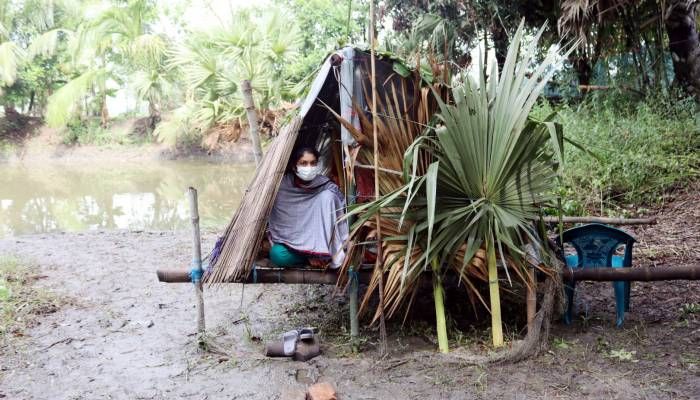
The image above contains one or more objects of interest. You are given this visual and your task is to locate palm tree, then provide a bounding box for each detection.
[153,8,301,147]
[0,0,72,112]
[46,0,166,127]
[345,22,574,351]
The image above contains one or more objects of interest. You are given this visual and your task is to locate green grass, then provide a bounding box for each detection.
[534,92,700,215]
[0,256,60,351]
[62,116,154,146]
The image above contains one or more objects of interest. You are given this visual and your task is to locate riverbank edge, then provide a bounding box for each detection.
[0,140,258,165]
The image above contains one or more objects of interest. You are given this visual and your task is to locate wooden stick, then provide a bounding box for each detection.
[526,267,536,334]
[578,84,645,96]
[241,80,263,165]
[563,265,700,281]
[542,216,656,225]
[188,187,205,334]
[369,0,388,356]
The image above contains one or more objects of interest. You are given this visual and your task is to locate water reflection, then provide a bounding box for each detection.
[0,161,255,237]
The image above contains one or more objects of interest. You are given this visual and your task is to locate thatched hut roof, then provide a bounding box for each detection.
[205,47,439,284]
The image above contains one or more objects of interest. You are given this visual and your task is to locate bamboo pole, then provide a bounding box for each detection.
[487,237,504,347]
[563,265,700,281]
[188,187,205,335]
[158,264,700,284]
[241,80,263,165]
[542,216,656,225]
[369,0,388,356]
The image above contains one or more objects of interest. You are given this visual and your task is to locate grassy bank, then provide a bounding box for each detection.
[0,256,60,352]
[536,92,700,215]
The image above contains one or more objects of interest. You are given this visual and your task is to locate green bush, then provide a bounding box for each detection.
[62,118,147,146]
[534,91,699,215]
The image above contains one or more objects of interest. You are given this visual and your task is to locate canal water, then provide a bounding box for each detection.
[0,161,256,237]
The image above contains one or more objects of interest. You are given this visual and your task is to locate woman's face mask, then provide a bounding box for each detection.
[295,165,320,181]
[295,151,320,181]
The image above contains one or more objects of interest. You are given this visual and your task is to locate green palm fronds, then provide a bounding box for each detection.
[0,40,25,87]
[27,28,73,59]
[46,68,105,127]
[344,22,575,350]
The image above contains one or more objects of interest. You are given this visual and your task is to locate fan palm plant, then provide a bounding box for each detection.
[154,8,301,147]
[345,22,574,351]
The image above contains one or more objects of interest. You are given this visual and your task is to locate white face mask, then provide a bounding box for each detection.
[295,165,320,181]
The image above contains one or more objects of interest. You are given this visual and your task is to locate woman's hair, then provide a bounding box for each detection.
[290,146,320,168]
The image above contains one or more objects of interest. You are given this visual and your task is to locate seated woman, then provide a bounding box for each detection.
[267,146,349,268]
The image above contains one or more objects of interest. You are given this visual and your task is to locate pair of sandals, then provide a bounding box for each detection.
[282,327,316,356]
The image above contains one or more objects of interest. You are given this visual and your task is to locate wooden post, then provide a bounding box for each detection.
[369,0,388,356]
[526,267,536,334]
[241,80,263,165]
[349,267,359,350]
[188,187,205,335]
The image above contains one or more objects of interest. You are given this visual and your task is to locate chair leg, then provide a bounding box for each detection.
[613,280,626,327]
[563,280,576,325]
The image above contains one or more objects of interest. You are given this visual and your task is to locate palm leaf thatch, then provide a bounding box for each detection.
[205,116,303,284]
[340,22,574,349]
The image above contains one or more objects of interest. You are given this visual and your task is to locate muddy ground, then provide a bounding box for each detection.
[0,184,698,399]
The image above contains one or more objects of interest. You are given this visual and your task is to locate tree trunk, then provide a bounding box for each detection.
[572,54,593,88]
[148,101,160,131]
[100,94,109,127]
[665,0,700,99]
[487,237,504,348]
[28,91,36,115]
[432,259,449,353]
[490,21,508,74]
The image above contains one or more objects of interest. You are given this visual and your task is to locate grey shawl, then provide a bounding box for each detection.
[268,173,349,268]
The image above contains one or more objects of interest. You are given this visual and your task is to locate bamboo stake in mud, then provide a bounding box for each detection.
[369,0,388,356]
[188,187,205,335]
[242,80,263,165]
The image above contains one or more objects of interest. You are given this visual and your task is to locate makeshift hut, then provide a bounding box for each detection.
[204,47,448,286]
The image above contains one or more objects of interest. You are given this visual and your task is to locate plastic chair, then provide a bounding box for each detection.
[561,223,636,327]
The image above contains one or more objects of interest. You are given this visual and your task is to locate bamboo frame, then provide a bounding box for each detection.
[369,0,388,355]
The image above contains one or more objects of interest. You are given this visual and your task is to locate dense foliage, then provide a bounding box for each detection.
[1,0,698,211]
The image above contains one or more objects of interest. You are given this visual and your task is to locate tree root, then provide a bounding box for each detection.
[447,257,564,365]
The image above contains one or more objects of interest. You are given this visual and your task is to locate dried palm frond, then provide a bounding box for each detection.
[340,22,574,351]
[558,0,635,42]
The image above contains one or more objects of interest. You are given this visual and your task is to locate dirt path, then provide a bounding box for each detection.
[0,186,698,399]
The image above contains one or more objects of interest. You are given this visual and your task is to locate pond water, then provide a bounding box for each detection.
[0,161,255,237]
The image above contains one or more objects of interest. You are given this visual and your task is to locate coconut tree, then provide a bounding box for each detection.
[344,22,574,351]
[45,0,166,127]
[0,0,76,112]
